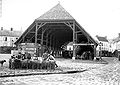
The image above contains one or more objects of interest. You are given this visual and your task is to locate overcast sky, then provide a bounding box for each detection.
[0,0,120,39]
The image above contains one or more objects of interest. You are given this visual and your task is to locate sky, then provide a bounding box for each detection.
[0,0,120,39]
[0,0,2,17]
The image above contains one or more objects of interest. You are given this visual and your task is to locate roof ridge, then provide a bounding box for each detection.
[36,3,74,20]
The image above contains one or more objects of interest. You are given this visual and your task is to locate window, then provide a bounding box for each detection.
[11,40,14,46]
[5,37,7,41]
[69,47,71,51]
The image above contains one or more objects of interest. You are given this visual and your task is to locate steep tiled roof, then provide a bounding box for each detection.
[96,36,108,42]
[112,37,120,43]
[0,30,22,37]
[15,4,98,46]
[36,4,74,20]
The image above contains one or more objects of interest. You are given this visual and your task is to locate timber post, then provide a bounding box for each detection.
[35,22,38,57]
[41,27,44,57]
[72,21,76,60]
[94,45,96,60]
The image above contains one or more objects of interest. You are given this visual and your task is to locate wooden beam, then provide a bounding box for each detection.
[29,35,35,41]
[75,27,78,43]
[37,34,42,36]
[77,34,83,35]
[40,27,44,57]
[35,22,46,57]
[18,22,35,44]
[37,23,46,29]
[94,45,96,60]
[75,23,95,44]
[35,20,74,23]
[35,23,38,44]
[64,22,73,29]
[75,31,82,34]
[35,22,38,57]
[41,28,44,45]
[73,43,94,46]
[22,36,25,43]
[37,39,46,41]
[46,30,53,46]
[29,32,36,34]
[24,24,35,38]
[72,21,76,60]
[44,24,66,26]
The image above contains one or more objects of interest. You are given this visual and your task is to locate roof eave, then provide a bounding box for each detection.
[14,21,36,45]
[75,20,98,46]
[35,19,75,23]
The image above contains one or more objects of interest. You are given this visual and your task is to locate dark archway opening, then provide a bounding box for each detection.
[33,23,95,59]
[38,23,73,57]
[18,22,96,60]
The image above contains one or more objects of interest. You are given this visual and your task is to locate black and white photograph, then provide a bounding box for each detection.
[0,0,120,85]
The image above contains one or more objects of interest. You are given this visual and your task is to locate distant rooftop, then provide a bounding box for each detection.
[96,35,108,42]
[112,33,120,43]
[0,28,22,37]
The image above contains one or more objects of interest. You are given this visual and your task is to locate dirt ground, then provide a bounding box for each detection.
[1,54,119,85]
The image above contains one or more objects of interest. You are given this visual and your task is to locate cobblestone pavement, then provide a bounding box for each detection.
[0,57,120,85]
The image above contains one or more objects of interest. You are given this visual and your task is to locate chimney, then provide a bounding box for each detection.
[119,33,120,38]
[1,27,3,30]
[10,28,13,31]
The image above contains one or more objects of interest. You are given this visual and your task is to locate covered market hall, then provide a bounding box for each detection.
[15,4,98,60]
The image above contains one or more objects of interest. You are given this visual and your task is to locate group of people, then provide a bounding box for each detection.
[42,50,58,68]
[9,50,58,70]
[9,52,32,69]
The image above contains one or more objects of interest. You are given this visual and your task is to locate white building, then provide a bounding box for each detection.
[66,42,73,51]
[0,27,22,47]
[96,35,110,51]
[112,33,120,51]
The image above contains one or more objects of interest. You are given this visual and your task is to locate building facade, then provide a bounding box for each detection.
[112,33,120,51]
[96,35,109,51]
[96,35,113,56]
[0,27,22,47]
